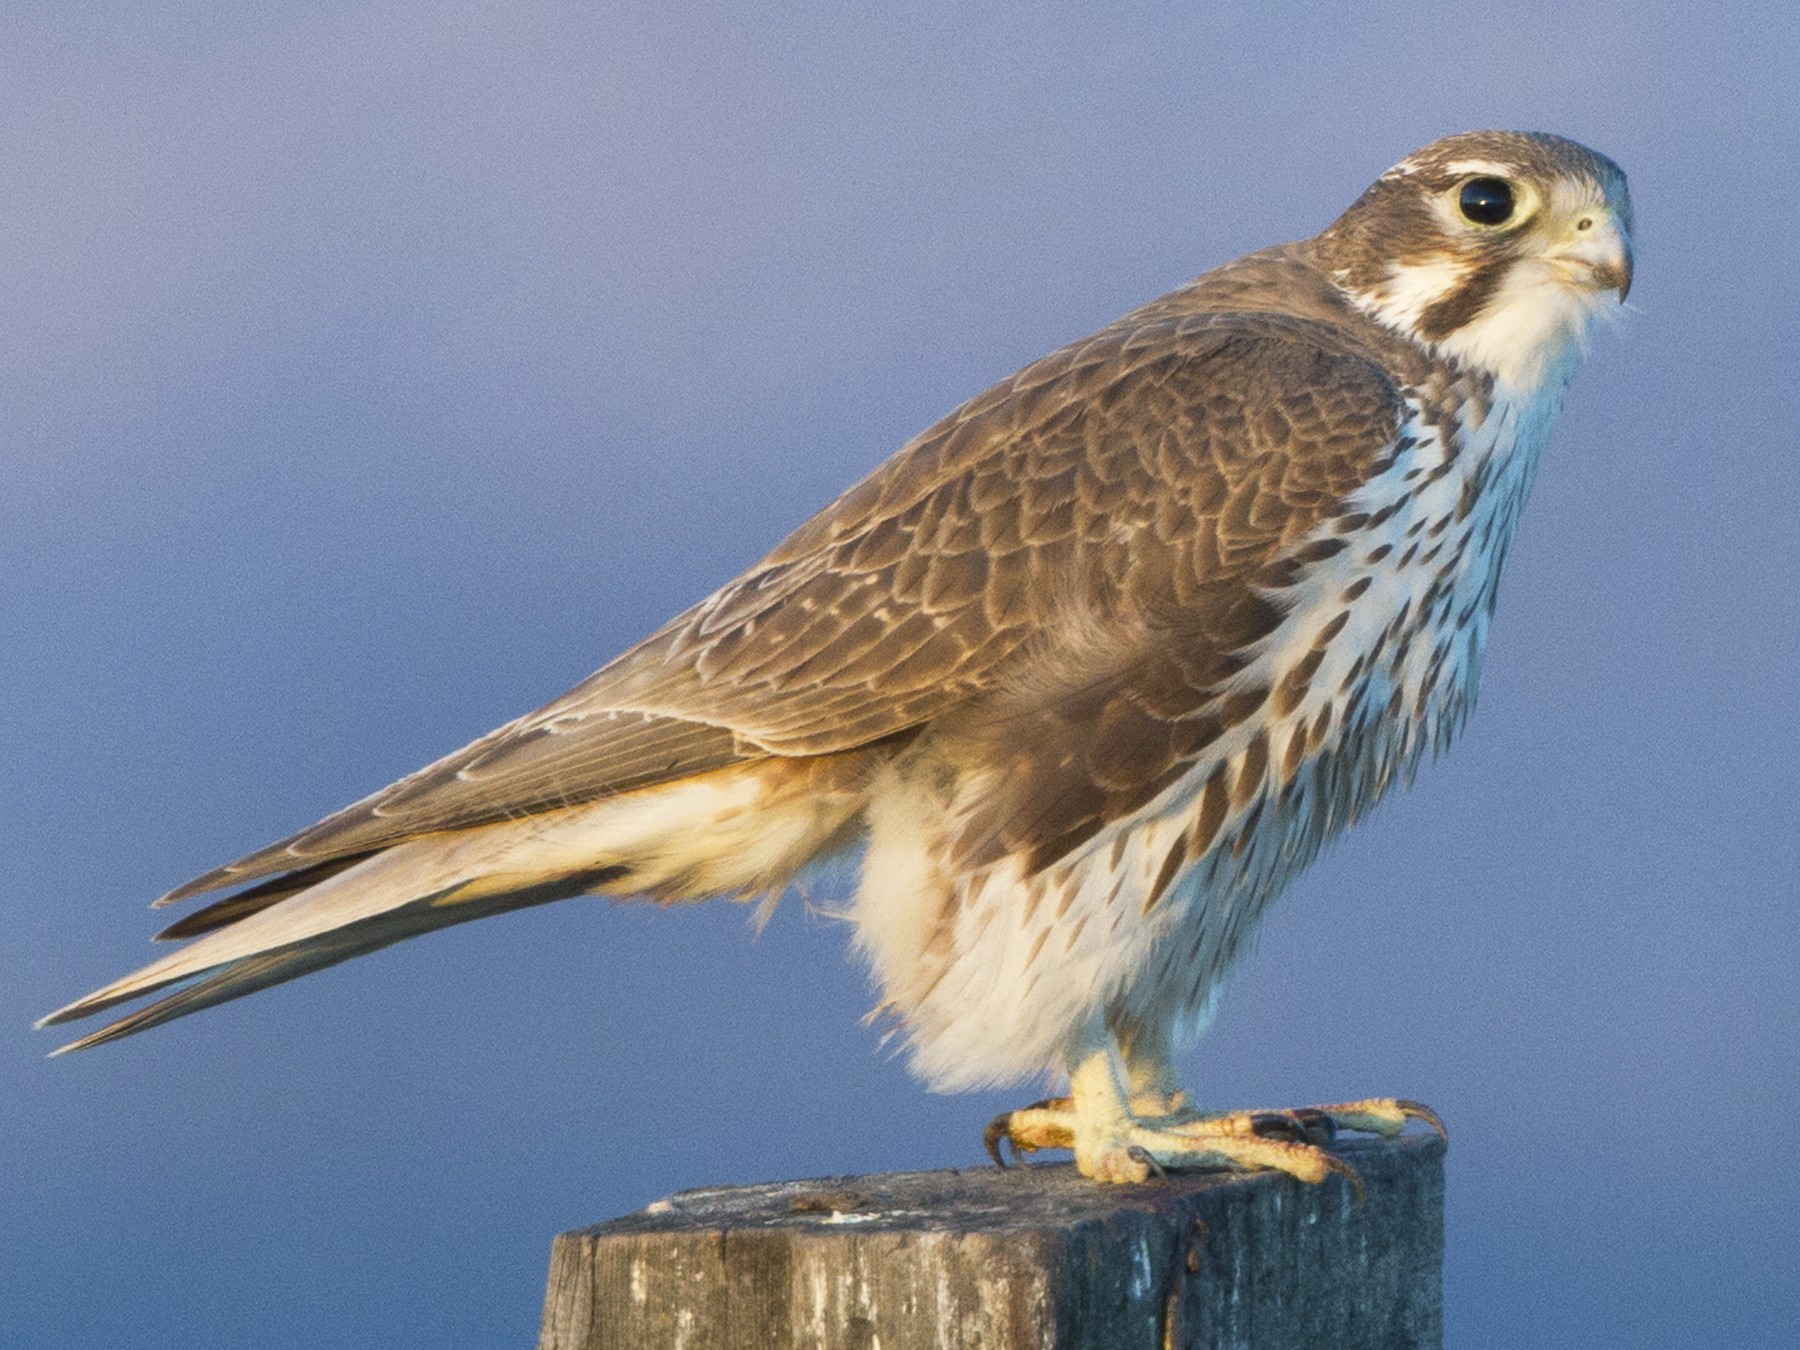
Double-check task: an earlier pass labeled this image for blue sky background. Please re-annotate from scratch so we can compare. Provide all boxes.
[5,3,1796,1346]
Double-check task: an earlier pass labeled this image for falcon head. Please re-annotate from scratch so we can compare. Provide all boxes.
[1313,130,1633,389]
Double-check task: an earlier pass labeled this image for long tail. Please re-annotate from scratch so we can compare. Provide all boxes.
[40,757,868,1053]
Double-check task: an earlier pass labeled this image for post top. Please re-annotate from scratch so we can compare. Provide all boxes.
[576,1132,1445,1241]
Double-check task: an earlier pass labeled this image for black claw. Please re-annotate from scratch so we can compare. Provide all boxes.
[983,1112,1015,1168]
[1397,1099,1450,1141]
[1126,1145,1166,1179]
[1293,1108,1338,1147]
[1248,1111,1308,1142]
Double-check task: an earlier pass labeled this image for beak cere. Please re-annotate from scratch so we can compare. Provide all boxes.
[1561,214,1634,302]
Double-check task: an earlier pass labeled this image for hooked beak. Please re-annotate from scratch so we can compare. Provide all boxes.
[1554,212,1633,303]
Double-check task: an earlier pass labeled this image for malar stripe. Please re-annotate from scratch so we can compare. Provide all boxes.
[1417,255,1511,342]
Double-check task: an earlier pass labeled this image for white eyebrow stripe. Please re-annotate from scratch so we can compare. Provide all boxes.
[1441,159,1518,178]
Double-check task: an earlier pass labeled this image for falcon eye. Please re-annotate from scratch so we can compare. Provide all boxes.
[1458,176,1515,226]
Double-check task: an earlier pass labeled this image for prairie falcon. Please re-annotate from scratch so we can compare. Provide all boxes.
[44,131,1633,1185]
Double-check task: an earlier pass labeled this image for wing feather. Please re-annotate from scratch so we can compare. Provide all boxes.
[161,248,1412,903]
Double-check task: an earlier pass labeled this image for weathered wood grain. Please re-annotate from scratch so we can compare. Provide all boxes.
[539,1133,1443,1349]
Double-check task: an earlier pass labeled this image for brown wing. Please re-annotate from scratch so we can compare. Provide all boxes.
[930,326,1407,875]
[163,282,1404,903]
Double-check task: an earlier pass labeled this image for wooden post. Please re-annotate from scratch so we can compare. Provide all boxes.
[538,1133,1443,1349]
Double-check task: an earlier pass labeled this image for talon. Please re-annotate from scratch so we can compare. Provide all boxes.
[985,1115,1016,1168]
[1320,1151,1365,1206]
[983,1098,1076,1166]
[983,1112,1015,1168]
[1248,1110,1309,1142]
[1292,1108,1337,1146]
[1396,1099,1448,1140]
[1311,1096,1448,1140]
[1126,1145,1166,1179]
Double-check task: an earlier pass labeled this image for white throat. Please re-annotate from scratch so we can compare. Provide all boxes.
[1350,256,1615,391]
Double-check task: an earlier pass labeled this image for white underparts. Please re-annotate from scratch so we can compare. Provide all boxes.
[859,372,1570,1092]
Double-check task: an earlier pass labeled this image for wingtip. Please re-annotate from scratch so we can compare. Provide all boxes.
[151,881,204,909]
[35,1002,83,1032]
[152,864,244,908]
[36,1004,108,1054]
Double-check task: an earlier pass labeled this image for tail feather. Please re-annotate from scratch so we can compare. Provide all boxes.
[42,755,874,1051]
[39,815,602,1033]
[153,854,378,941]
[49,936,407,1055]
[48,885,576,1055]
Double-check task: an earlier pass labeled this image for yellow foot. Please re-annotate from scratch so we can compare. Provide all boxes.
[984,1095,1446,1192]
